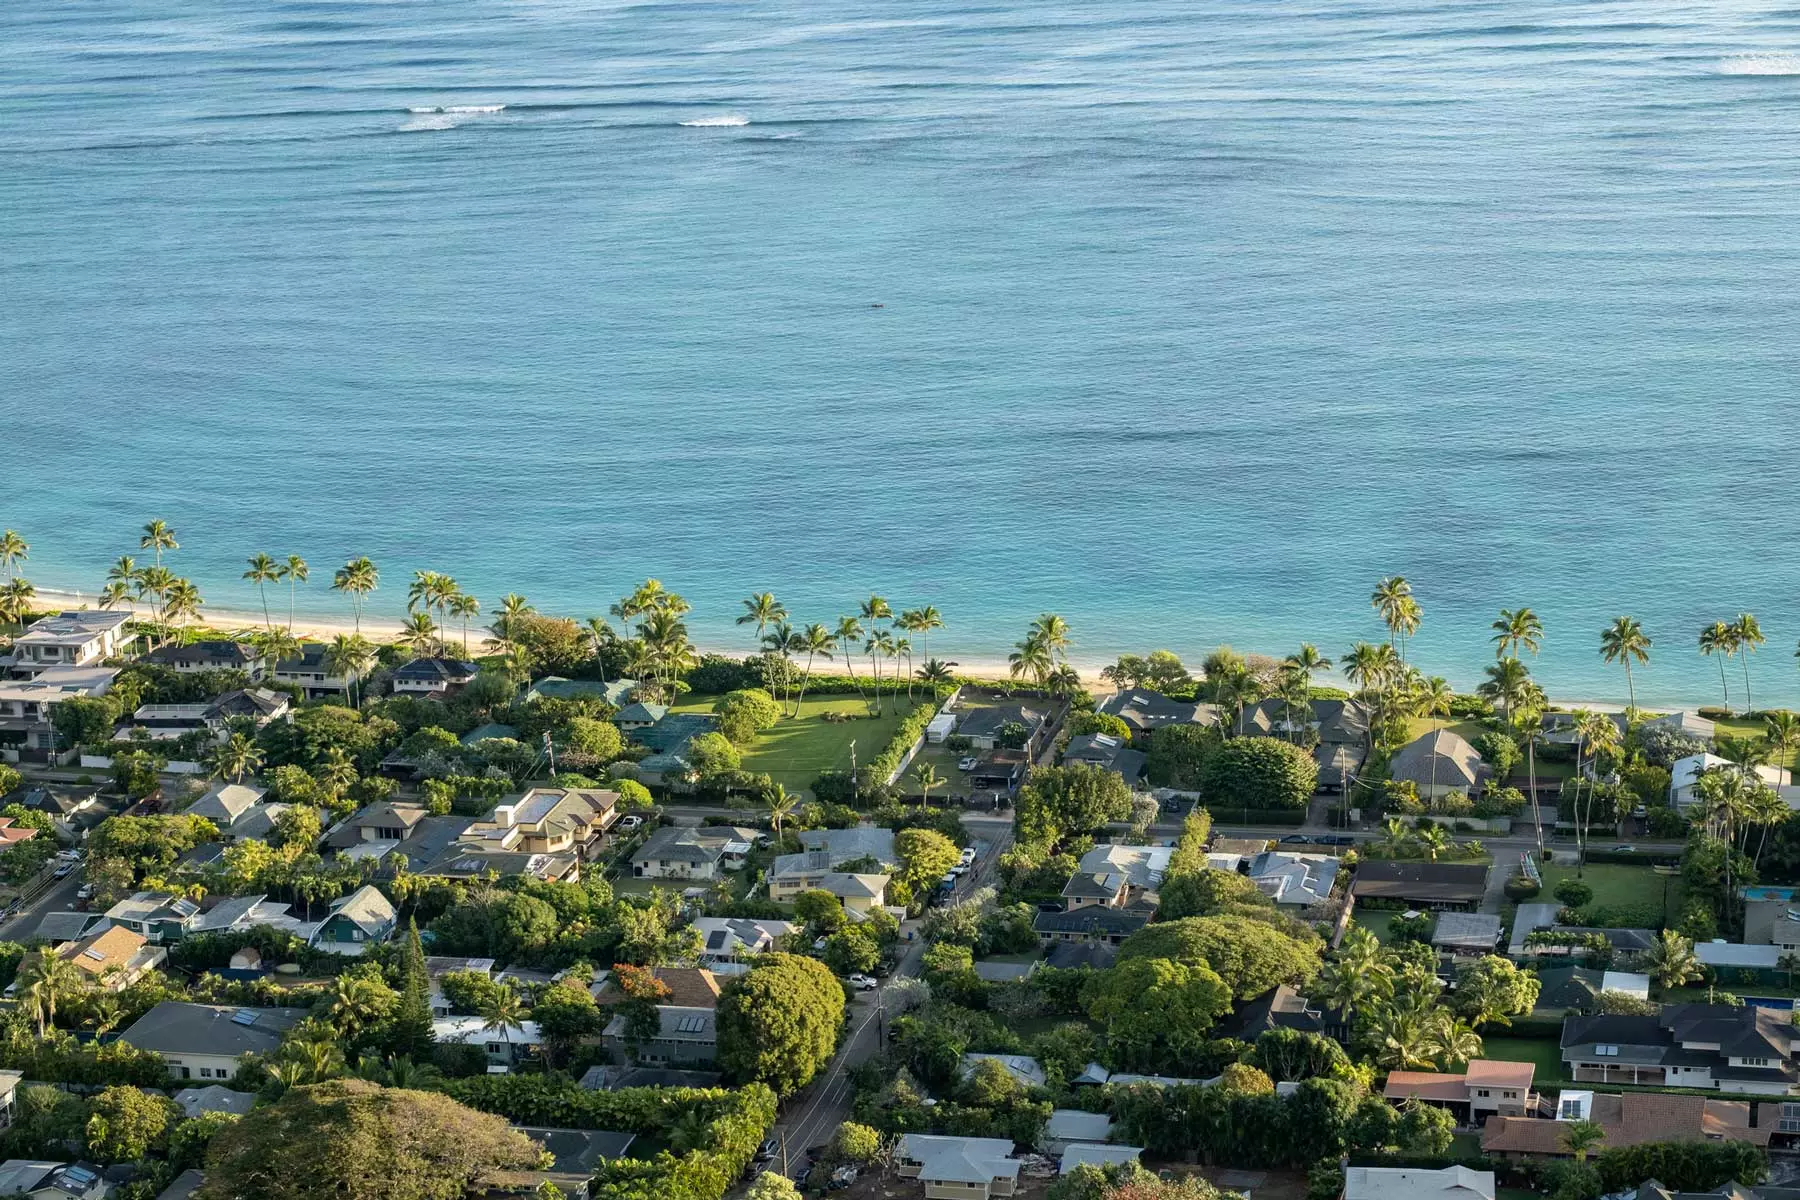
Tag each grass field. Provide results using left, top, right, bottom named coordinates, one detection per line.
left=1713, top=715, right=1800, bottom=771
left=671, top=693, right=911, bottom=793
left=1480, top=1036, right=1567, bottom=1082
left=1404, top=718, right=1488, bottom=744
left=1538, top=862, right=1682, bottom=926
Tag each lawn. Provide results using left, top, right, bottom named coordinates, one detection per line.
left=1537, top=862, right=1682, bottom=927
left=1480, top=1036, right=1567, bottom=1082
left=1714, top=714, right=1800, bottom=770
left=1355, top=912, right=1401, bottom=945
left=671, top=693, right=911, bottom=794
left=1404, top=718, right=1488, bottom=744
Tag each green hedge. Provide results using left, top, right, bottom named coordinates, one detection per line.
left=1579, top=850, right=1681, bottom=867
left=443, top=1076, right=777, bottom=1200
left=871, top=701, right=943, bottom=784
left=1483, top=1018, right=1565, bottom=1039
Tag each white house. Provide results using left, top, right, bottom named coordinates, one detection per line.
left=894, top=1135, right=1021, bottom=1200
left=432, top=1015, right=543, bottom=1066
left=1344, top=1167, right=1494, bottom=1200
left=4, top=611, right=134, bottom=678
left=691, top=916, right=797, bottom=974
left=0, top=666, right=118, bottom=764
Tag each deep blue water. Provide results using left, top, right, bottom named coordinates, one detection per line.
left=6, top=0, right=1800, bottom=704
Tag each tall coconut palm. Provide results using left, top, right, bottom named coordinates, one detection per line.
left=1284, top=644, right=1330, bottom=692
left=763, top=784, right=798, bottom=838
left=639, top=606, right=692, bottom=698
left=913, top=762, right=946, bottom=806
left=1766, top=711, right=1800, bottom=786
left=134, top=565, right=176, bottom=639
left=790, top=623, right=835, bottom=716
left=140, top=519, right=178, bottom=565
left=1008, top=634, right=1053, bottom=689
left=910, top=605, right=945, bottom=670
left=1601, top=617, right=1652, bottom=711
left=917, top=659, right=953, bottom=687
left=493, top=592, right=535, bottom=649
left=1370, top=576, right=1417, bottom=658
left=1310, top=927, right=1393, bottom=1023
left=252, top=627, right=302, bottom=674
left=865, top=628, right=897, bottom=714
left=324, top=634, right=376, bottom=709
left=1734, top=613, right=1765, bottom=714
left=18, top=952, right=85, bottom=1037
left=1428, top=1012, right=1484, bottom=1070
left=0, top=578, right=37, bottom=627
left=331, top=556, right=379, bottom=633
left=163, top=578, right=204, bottom=637
left=1514, top=680, right=1549, bottom=856
left=1477, top=656, right=1532, bottom=723
left=211, top=732, right=263, bottom=784
left=737, top=593, right=787, bottom=650
left=1028, top=613, right=1073, bottom=666
left=106, top=556, right=140, bottom=595
left=397, top=611, right=440, bottom=656
left=243, top=553, right=282, bottom=631
left=1699, top=621, right=1736, bottom=713
left=1644, top=929, right=1702, bottom=993
left=585, top=617, right=615, bottom=685
left=894, top=636, right=915, bottom=700
left=1372, top=1010, right=1436, bottom=1071
left=282, top=555, right=309, bottom=631
left=97, top=581, right=132, bottom=610
left=760, top=621, right=800, bottom=713
left=0, top=530, right=26, bottom=583
left=1572, top=709, right=1620, bottom=869
left=448, top=592, right=480, bottom=656
left=834, top=616, right=866, bottom=701
left=1491, top=608, right=1543, bottom=660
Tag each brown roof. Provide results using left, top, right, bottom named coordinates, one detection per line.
left=1384, top=1071, right=1468, bottom=1103
left=598, top=967, right=722, bottom=1010
left=60, top=925, right=150, bottom=977
left=1465, top=1060, right=1534, bottom=1089
left=1481, top=1093, right=1772, bottom=1156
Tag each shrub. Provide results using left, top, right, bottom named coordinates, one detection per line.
left=1472, top=732, right=1518, bottom=779
left=1503, top=874, right=1541, bottom=901
left=714, top=690, right=783, bottom=745
left=1198, top=738, right=1316, bottom=811
left=1554, top=879, right=1593, bottom=908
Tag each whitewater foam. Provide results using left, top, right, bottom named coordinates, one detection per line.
left=1718, top=53, right=1800, bottom=75
left=408, top=104, right=507, bottom=114
left=678, top=114, right=750, bottom=127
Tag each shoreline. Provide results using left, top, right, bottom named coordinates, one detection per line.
left=24, top=587, right=1689, bottom=714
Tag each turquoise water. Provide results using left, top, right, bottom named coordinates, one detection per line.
left=6, top=0, right=1800, bottom=705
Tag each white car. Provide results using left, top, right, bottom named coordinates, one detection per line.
left=616, top=815, right=642, bottom=831
left=958, top=847, right=977, bottom=866
left=846, top=974, right=878, bottom=991
left=956, top=756, right=978, bottom=771
left=76, top=884, right=95, bottom=901
left=949, top=863, right=969, bottom=878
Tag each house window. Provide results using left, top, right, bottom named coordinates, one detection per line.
left=1742, top=1057, right=1771, bottom=1067
left=1594, top=1045, right=1619, bottom=1057
left=1779, top=1103, right=1800, bottom=1134
left=1475, top=1089, right=1490, bottom=1098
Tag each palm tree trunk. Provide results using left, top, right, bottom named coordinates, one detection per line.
left=259, top=585, right=272, bottom=632
left=1624, top=662, right=1635, bottom=711
left=795, top=651, right=817, bottom=718
left=1718, top=656, right=1729, bottom=712
left=1743, top=657, right=1753, bottom=716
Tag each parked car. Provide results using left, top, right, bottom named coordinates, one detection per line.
left=616, top=815, right=642, bottom=831
left=958, top=847, right=977, bottom=866
left=76, top=884, right=94, bottom=901
left=1314, top=835, right=1355, bottom=846
left=956, top=756, right=978, bottom=771
left=53, top=863, right=73, bottom=879
left=829, top=1167, right=859, bottom=1190
left=1611, top=844, right=1637, bottom=852
left=1631, top=805, right=1648, bottom=818
left=846, top=974, right=878, bottom=991
left=756, top=1138, right=779, bottom=1163
left=54, top=849, right=81, bottom=862
left=1278, top=834, right=1311, bottom=845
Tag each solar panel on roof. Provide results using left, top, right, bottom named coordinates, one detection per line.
left=706, top=931, right=728, bottom=949
left=230, top=1009, right=259, bottom=1026
left=82, top=948, right=106, bottom=961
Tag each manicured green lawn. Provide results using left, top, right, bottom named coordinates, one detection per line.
left=1538, top=863, right=1682, bottom=926
left=1714, top=714, right=1800, bottom=770
left=1355, top=912, right=1401, bottom=945
left=672, top=693, right=911, bottom=793
left=1404, top=718, right=1488, bottom=744
left=1480, top=1036, right=1567, bottom=1082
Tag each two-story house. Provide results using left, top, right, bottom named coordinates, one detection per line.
left=690, top=916, right=798, bottom=975
left=630, top=825, right=757, bottom=880
left=119, top=1002, right=304, bottom=1081
left=141, top=640, right=267, bottom=679
left=1384, top=1060, right=1542, bottom=1122
left=464, top=788, right=620, bottom=861
left=1562, top=1004, right=1800, bottom=1094
left=57, top=925, right=167, bottom=991
left=0, top=666, right=118, bottom=764
left=598, top=967, right=723, bottom=1067
left=4, top=611, right=134, bottom=679
left=308, top=885, right=397, bottom=956
left=419, top=827, right=582, bottom=883
left=391, top=657, right=481, bottom=696
left=1062, top=733, right=1146, bottom=783
left=271, top=643, right=363, bottom=700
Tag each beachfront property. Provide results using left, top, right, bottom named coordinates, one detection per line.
left=955, top=701, right=1050, bottom=753
left=391, top=656, right=482, bottom=695
left=1669, top=753, right=1791, bottom=811
left=141, top=639, right=268, bottom=679
left=2, top=611, right=134, bottom=679
left=1097, top=688, right=1220, bottom=739
left=0, top=666, right=119, bottom=764
left=120, top=687, right=290, bottom=743
left=270, top=642, right=364, bottom=700
left=1387, top=728, right=1486, bottom=800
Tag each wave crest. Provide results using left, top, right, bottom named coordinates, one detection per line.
left=407, top=104, right=506, bottom=114
left=679, top=114, right=750, bottom=127
left=1718, top=53, right=1800, bottom=75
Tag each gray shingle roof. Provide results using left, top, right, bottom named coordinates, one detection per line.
left=120, top=1002, right=303, bottom=1058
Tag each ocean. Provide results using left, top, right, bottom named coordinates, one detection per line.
left=5, top=0, right=1800, bottom=706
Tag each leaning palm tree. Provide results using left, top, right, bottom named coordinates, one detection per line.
left=1028, top=613, right=1073, bottom=666
left=1766, top=711, right=1800, bottom=786
left=211, top=733, right=264, bottom=784
left=324, top=633, right=377, bottom=709
left=0, top=530, right=26, bottom=583
left=1734, top=613, right=1766, bottom=714
left=243, top=553, right=282, bottom=631
left=140, top=519, right=178, bottom=565
left=1370, top=576, right=1416, bottom=657
left=97, top=581, right=132, bottom=610
left=913, top=763, right=946, bottom=807
left=282, top=555, right=309, bottom=631
left=163, top=578, right=204, bottom=638
left=737, top=593, right=787, bottom=650
left=330, top=556, right=379, bottom=633
left=0, top=578, right=38, bottom=628
left=790, top=623, right=836, bottom=716
left=1491, top=607, right=1544, bottom=660
left=1600, top=616, right=1652, bottom=712
left=760, top=784, right=798, bottom=838
left=1700, top=621, right=1737, bottom=713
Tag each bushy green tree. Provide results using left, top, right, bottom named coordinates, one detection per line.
left=85, top=1085, right=176, bottom=1162
left=561, top=717, right=624, bottom=762
left=895, top=828, right=959, bottom=896
left=1198, top=737, right=1317, bottom=810
left=687, top=732, right=741, bottom=777
left=714, top=690, right=783, bottom=745
left=1015, top=763, right=1132, bottom=844
left=1117, top=915, right=1320, bottom=998
left=716, top=953, right=844, bottom=1095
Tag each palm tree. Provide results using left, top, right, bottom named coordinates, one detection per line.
left=448, top=593, right=481, bottom=656
left=1491, top=607, right=1543, bottom=660
left=1779, top=950, right=1800, bottom=990
left=1372, top=1010, right=1435, bottom=1071
left=913, top=763, right=946, bottom=806
left=1370, top=577, right=1417, bottom=657
left=1734, top=613, right=1766, bottom=713
left=97, top=581, right=132, bottom=610
left=1008, top=634, right=1053, bottom=689
left=917, top=659, right=954, bottom=687
left=1571, top=709, right=1620, bottom=869
left=791, top=623, right=835, bottom=717
left=134, top=565, right=176, bottom=633
left=493, top=593, right=535, bottom=648
left=1309, top=928, right=1393, bottom=1023
left=1601, top=617, right=1652, bottom=712
left=1028, top=613, right=1073, bottom=666
left=0, top=578, right=38, bottom=627
left=243, top=553, right=282, bottom=631
left=324, top=634, right=376, bottom=709
left=911, top=605, right=945, bottom=671
left=737, top=593, right=787, bottom=650
left=894, top=634, right=915, bottom=701
left=834, top=616, right=867, bottom=702
left=397, top=611, right=440, bottom=656
left=18, top=952, right=85, bottom=1036
left=253, top=627, right=302, bottom=672
left=585, top=616, right=615, bottom=684
left=761, top=621, right=801, bottom=714
left=478, top=985, right=527, bottom=1061
left=331, top=974, right=392, bottom=1039
left=140, top=519, right=178, bottom=565
left=1285, top=644, right=1329, bottom=691
left=331, top=557, right=379, bottom=633
left=1644, top=929, right=1702, bottom=993
left=1376, top=818, right=1415, bottom=857
left=1416, top=825, right=1451, bottom=861
left=313, top=746, right=358, bottom=800
left=866, top=629, right=897, bottom=714
left=0, top=531, right=26, bottom=583
left=1700, top=621, right=1736, bottom=713
left=211, top=733, right=263, bottom=784
left=163, top=578, right=204, bottom=637
left=1766, top=711, right=1800, bottom=786
left=1477, top=657, right=1531, bottom=723
left=1561, top=1120, right=1606, bottom=1163
left=282, top=555, right=309, bottom=630
left=1427, top=1012, right=1483, bottom=1069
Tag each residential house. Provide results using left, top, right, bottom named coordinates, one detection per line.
left=1041, top=1110, right=1114, bottom=1154
left=1670, top=755, right=1787, bottom=812
left=1312, top=700, right=1373, bottom=793
left=104, top=893, right=202, bottom=943
left=526, top=677, right=637, bottom=707
left=818, top=872, right=889, bottom=916
left=309, top=885, right=396, bottom=956
left=419, top=832, right=581, bottom=884
left=271, top=643, right=363, bottom=700
left=957, top=703, right=1050, bottom=753
left=1044, top=940, right=1117, bottom=971
left=155, top=1171, right=203, bottom=1200
left=0, top=666, right=119, bottom=764
left=1561, top=1005, right=1800, bottom=1094
left=1344, top=1167, right=1494, bottom=1200
left=324, top=801, right=432, bottom=858
left=598, top=967, right=723, bottom=1067
left=1383, top=1060, right=1541, bottom=1122
left=799, top=826, right=897, bottom=867
left=141, top=640, right=266, bottom=679
left=1482, top=1090, right=1772, bottom=1159
left=392, top=657, right=481, bottom=696
left=1033, top=906, right=1152, bottom=945
left=433, top=1016, right=544, bottom=1066
left=1509, top=902, right=1658, bottom=959
left=630, top=825, right=756, bottom=880
left=1388, top=729, right=1486, bottom=800
left=0, top=819, right=37, bottom=851
left=961, top=1053, right=1046, bottom=1088
left=463, top=722, right=519, bottom=747
left=185, top=782, right=272, bottom=839
left=123, top=687, right=289, bottom=744
left=0, top=1162, right=113, bottom=1200
left=628, top=714, right=722, bottom=787
left=472, top=1171, right=591, bottom=1200
left=187, top=894, right=305, bottom=938
left=31, top=912, right=106, bottom=947
left=172, top=1085, right=255, bottom=1118
left=1244, top=851, right=1339, bottom=907
left=464, top=788, right=620, bottom=861
left=577, top=1065, right=722, bottom=1091
left=1062, top=734, right=1145, bottom=783
left=1351, top=861, right=1489, bottom=910
left=425, top=956, right=496, bottom=1017
left=969, top=751, right=1029, bottom=794
left=1099, top=689, right=1220, bottom=739
left=615, top=702, right=668, bottom=732
left=1431, top=912, right=1504, bottom=956
left=0, top=1071, right=20, bottom=1128
left=1626, top=1183, right=1800, bottom=1200
left=691, top=916, right=798, bottom=974
left=58, top=925, right=166, bottom=991
left=894, top=1135, right=1021, bottom=1200
left=1641, top=711, right=1719, bottom=742
left=1742, top=886, right=1800, bottom=948
left=4, top=611, right=133, bottom=678
left=1076, top=844, right=1170, bottom=894
left=119, top=1002, right=304, bottom=1081
left=514, top=1128, right=637, bottom=1173
left=9, top=784, right=104, bottom=838
left=1220, top=984, right=1347, bottom=1043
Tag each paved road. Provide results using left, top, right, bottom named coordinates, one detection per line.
left=0, top=870, right=82, bottom=941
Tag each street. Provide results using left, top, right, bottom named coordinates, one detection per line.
left=0, top=869, right=81, bottom=942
